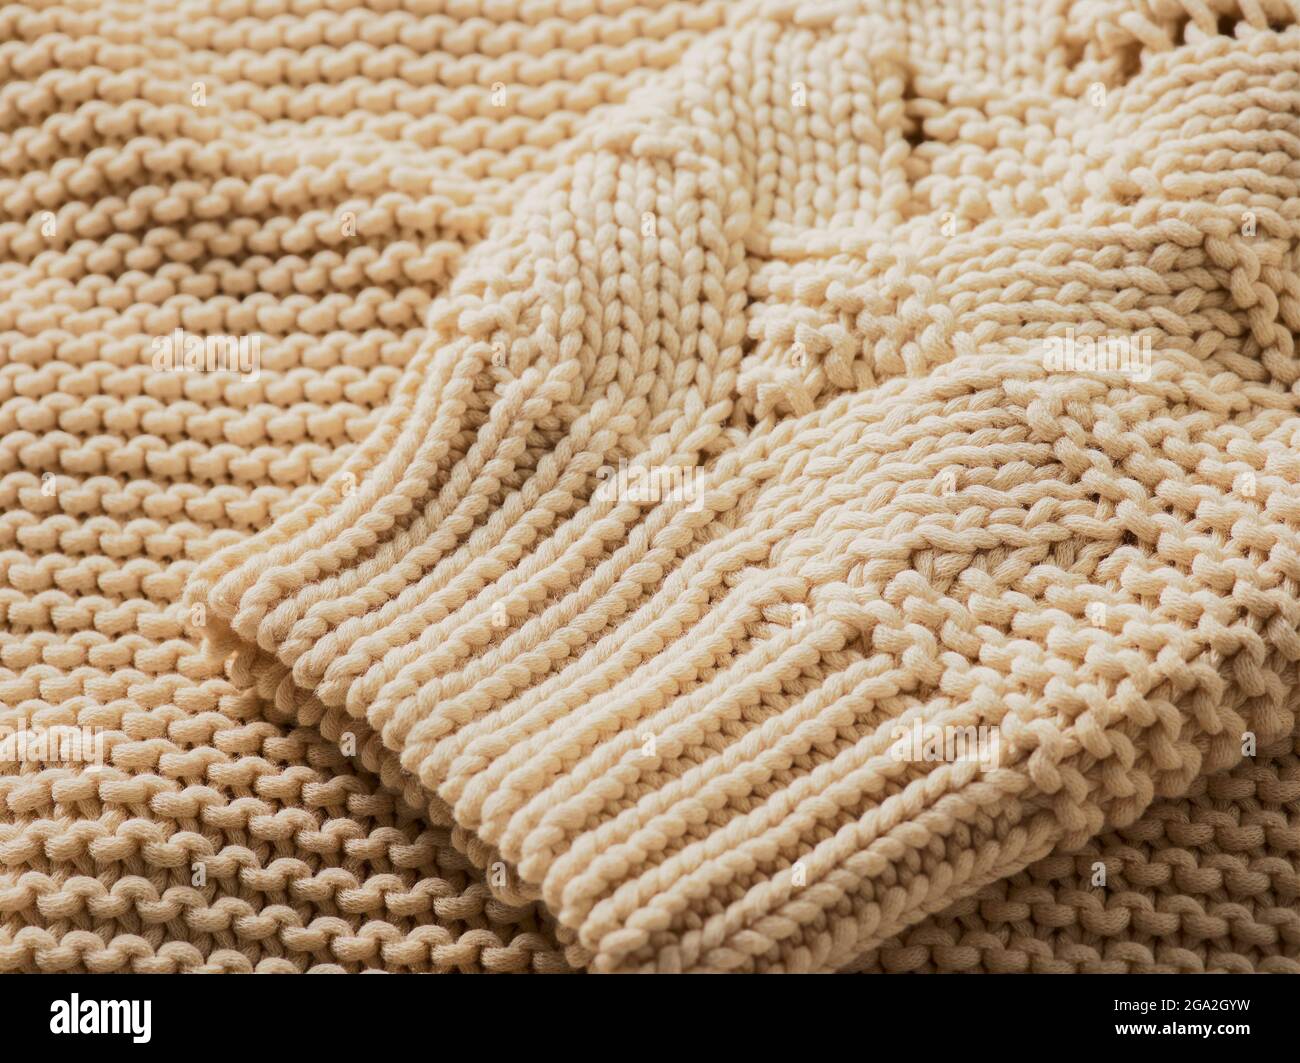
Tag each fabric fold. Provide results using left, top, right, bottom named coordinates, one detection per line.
left=190, top=1, right=1300, bottom=972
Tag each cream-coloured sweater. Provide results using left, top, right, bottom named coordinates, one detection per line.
left=4, top=0, right=1300, bottom=973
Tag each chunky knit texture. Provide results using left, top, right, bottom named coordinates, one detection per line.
left=864, top=727, right=1300, bottom=973
left=4, top=0, right=1300, bottom=974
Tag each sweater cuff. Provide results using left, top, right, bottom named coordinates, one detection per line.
left=193, top=328, right=1300, bottom=970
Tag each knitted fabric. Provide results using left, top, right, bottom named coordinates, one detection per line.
left=4, top=0, right=1300, bottom=974
left=861, top=726, right=1300, bottom=973
left=2, top=0, right=735, bottom=973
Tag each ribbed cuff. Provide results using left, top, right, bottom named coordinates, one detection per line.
left=194, top=331, right=1300, bottom=971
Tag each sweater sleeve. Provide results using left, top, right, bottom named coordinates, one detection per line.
left=190, top=2, right=1300, bottom=972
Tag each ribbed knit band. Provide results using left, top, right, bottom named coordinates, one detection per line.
left=191, top=0, right=1300, bottom=972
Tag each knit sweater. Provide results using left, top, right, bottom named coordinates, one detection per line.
left=3, top=0, right=1300, bottom=974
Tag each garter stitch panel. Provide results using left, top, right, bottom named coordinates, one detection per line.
left=192, top=0, right=1300, bottom=973
left=856, top=723, right=1300, bottom=973
left=3, top=0, right=1300, bottom=976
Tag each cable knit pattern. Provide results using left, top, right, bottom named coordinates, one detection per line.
left=5, top=0, right=1300, bottom=975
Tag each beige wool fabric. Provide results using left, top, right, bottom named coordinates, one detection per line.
left=3, top=0, right=1300, bottom=974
